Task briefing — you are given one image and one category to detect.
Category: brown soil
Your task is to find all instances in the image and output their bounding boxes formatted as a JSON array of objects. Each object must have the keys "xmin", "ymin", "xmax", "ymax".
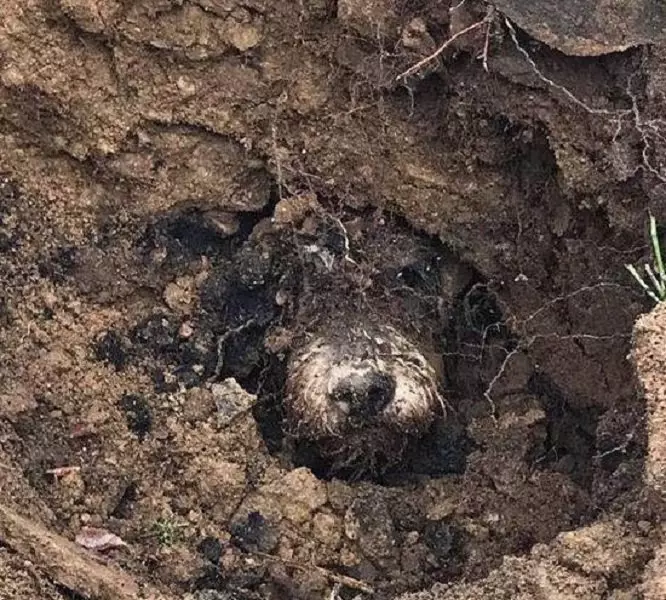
[{"xmin": 1, "ymin": 1, "xmax": 666, "ymax": 598}]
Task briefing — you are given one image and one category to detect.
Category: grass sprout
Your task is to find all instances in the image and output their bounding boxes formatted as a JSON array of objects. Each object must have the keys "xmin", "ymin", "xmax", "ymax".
[{"xmin": 626, "ymin": 214, "xmax": 666, "ymax": 303}]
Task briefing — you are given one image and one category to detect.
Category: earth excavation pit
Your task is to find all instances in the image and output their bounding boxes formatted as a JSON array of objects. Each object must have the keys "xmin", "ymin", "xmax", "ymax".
[{"xmin": 1, "ymin": 0, "xmax": 666, "ymax": 598}]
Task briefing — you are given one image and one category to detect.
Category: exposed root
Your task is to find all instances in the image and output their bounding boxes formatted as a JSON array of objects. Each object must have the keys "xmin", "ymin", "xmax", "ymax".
[
  {"xmin": 253, "ymin": 551, "xmax": 375, "ymax": 595},
  {"xmin": 396, "ymin": 7, "xmax": 494, "ymax": 81}
]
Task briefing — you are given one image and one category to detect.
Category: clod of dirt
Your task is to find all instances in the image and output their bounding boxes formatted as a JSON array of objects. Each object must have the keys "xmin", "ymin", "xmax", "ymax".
[
  {"xmin": 337, "ymin": 0, "xmax": 400, "ymax": 41},
  {"xmin": 230, "ymin": 512, "xmax": 279, "ymax": 554},
  {"xmin": 397, "ymin": 519, "xmax": 651, "ymax": 599},
  {"xmin": 550, "ymin": 519, "xmax": 652, "ymax": 583},
  {"xmin": 163, "ymin": 277, "xmax": 197, "ymax": 315},
  {"xmin": 633, "ymin": 302, "xmax": 666, "ymax": 495},
  {"xmin": 0, "ymin": 381, "xmax": 36, "ymax": 421},
  {"xmin": 495, "ymin": 0, "xmax": 666, "ymax": 55},
  {"xmin": 94, "ymin": 330, "xmax": 128, "ymax": 372},
  {"xmin": 642, "ymin": 534, "xmax": 666, "ymax": 599},
  {"xmin": 118, "ymin": 393, "xmax": 153, "ymax": 441},
  {"xmin": 344, "ymin": 490, "xmax": 398, "ymax": 567},
  {"xmin": 197, "ymin": 536, "xmax": 222, "ymax": 564},
  {"xmin": 422, "ymin": 520, "xmax": 456, "ymax": 562}
]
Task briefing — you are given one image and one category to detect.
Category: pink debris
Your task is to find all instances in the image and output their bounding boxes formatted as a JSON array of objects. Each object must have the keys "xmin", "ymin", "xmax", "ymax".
[
  {"xmin": 46, "ymin": 466, "xmax": 81, "ymax": 478},
  {"xmin": 70, "ymin": 422, "xmax": 95, "ymax": 438},
  {"xmin": 75, "ymin": 527, "xmax": 128, "ymax": 552}
]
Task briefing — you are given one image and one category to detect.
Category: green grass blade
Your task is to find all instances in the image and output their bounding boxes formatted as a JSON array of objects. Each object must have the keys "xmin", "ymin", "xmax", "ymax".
[
  {"xmin": 645, "ymin": 263, "xmax": 665, "ymax": 298},
  {"xmin": 650, "ymin": 214, "xmax": 666, "ymax": 288},
  {"xmin": 626, "ymin": 264, "xmax": 661, "ymax": 303}
]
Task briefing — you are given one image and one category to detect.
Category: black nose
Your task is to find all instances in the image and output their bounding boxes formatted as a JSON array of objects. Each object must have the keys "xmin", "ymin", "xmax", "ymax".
[{"xmin": 332, "ymin": 371, "xmax": 396, "ymax": 422}]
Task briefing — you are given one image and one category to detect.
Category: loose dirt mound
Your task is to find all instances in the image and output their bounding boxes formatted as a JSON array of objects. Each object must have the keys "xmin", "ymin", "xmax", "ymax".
[{"xmin": 1, "ymin": 1, "xmax": 666, "ymax": 599}]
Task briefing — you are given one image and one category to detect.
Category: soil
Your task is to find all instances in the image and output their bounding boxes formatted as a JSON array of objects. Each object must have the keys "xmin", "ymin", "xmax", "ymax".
[{"xmin": 1, "ymin": 1, "xmax": 666, "ymax": 599}]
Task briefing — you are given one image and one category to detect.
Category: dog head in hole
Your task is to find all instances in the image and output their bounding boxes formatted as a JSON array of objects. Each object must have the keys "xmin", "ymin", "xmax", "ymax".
[
  {"xmin": 222, "ymin": 192, "xmax": 473, "ymax": 476},
  {"xmin": 233, "ymin": 194, "xmax": 469, "ymax": 473}
]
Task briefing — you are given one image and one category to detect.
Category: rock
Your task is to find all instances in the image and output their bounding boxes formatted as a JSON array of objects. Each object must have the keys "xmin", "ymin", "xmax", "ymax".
[
  {"xmin": 495, "ymin": 0, "xmax": 666, "ymax": 56},
  {"xmin": 210, "ymin": 379, "xmax": 256, "ymax": 427},
  {"xmin": 230, "ymin": 467, "xmax": 329, "ymax": 557}
]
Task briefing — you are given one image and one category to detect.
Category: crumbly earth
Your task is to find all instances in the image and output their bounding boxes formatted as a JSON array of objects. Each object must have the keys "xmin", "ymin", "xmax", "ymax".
[{"xmin": 1, "ymin": 1, "xmax": 666, "ymax": 599}]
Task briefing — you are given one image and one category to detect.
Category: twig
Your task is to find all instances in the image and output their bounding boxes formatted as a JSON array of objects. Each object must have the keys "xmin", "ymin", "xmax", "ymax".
[
  {"xmin": 481, "ymin": 17, "xmax": 492, "ymax": 72},
  {"xmin": 253, "ymin": 551, "xmax": 374, "ymax": 595},
  {"xmin": 449, "ymin": 0, "xmax": 469, "ymax": 12},
  {"xmin": 46, "ymin": 466, "xmax": 81, "ymax": 480},
  {"xmin": 0, "ymin": 503, "xmax": 173, "ymax": 600},
  {"xmin": 329, "ymin": 582, "xmax": 342, "ymax": 600},
  {"xmin": 397, "ymin": 14, "xmax": 492, "ymax": 81},
  {"xmin": 330, "ymin": 216, "xmax": 358, "ymax": 266},
  {"xmin": 272, "ymin": 123, "xmax": 285, "ymax": 200}
]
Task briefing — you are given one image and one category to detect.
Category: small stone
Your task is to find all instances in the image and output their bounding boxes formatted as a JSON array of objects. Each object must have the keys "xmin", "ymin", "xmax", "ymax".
[
  {"xmin": 41, "ymin": 290, "xmax": 58, "ymax": 310},
  {"xmin": 179, "ymin": 321, "xmax": 194, "ymax": 339},
  {"xmin": 225, "ymin": 20, "xmax": 262, "ymax": 52},
  {"xmin": 210, "ymin": 378, "xmax": 256, "ymax": 427},
  {"xmin": 163, "ymin": 277, "xmax": 196, "ymax": 314},
  {"xmin": 176, "ymin": 76, "xmax": 197, "ymax": 96}
]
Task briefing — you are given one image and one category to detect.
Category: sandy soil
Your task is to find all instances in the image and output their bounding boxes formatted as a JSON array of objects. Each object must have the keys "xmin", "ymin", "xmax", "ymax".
[{"xmin": 1, "ymin": 1, "xmax": 666, "ymax": 599}]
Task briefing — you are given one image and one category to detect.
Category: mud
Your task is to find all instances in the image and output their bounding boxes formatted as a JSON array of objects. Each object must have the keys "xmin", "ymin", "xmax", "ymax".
[{"xmin": 0, "ymin": 0, "xmax": 666, "ymax": 598}]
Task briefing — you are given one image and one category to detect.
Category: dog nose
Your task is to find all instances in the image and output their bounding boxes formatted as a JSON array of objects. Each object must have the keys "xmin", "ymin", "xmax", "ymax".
[{"xmin": 331, "ymin": 371, "xmax": 396, "ymax": 422}]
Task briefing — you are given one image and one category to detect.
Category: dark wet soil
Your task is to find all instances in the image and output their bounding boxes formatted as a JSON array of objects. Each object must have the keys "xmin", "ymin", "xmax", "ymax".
[{"xmin": 1, "ymin": 1, "xmax": 665, "ymax": 598}]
